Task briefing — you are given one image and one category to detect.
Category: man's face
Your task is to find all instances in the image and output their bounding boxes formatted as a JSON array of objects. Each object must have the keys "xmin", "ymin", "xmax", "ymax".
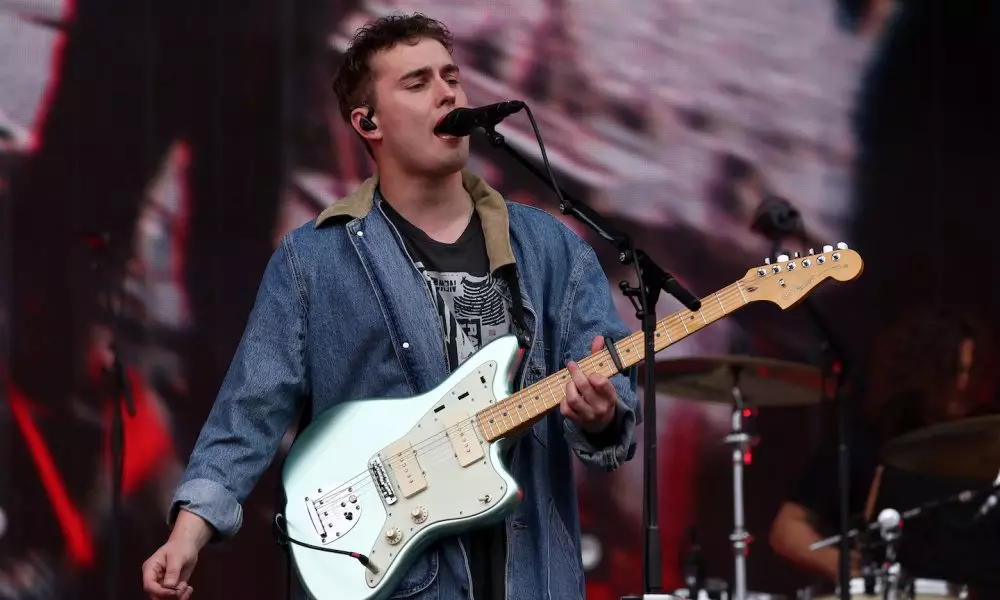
[
  {"xmin": 365, "ymin": 37, "xmax": 469, "ymax": 177},
  {"xmin": 942, "ymin": 338, "xmax": 977, "ymax": 420}
]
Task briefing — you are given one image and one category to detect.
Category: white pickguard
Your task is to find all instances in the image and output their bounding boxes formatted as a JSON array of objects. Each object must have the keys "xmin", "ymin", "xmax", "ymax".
[{"xmin": 280, "ymin": 336, "xmax": 523, "ymax": 600}]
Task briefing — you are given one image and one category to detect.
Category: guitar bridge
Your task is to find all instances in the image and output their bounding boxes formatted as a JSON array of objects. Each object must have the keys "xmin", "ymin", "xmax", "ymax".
[
  {"xmin": 368, "ymin": 457, "xmax": 398, "ymax": 506},
  {"xmin": 304, "ymin": 487, "xmax": 363, "ymax": 544}
]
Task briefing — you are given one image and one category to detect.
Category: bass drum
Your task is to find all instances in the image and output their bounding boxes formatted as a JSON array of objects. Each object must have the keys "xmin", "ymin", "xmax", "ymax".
[
  {"xmin": 810, "ymin": 577, "xmax": 970, "ymax": 599},
  {"xmin": 672, "ymin": 586, "xmax": 786, "ymax": 599}
]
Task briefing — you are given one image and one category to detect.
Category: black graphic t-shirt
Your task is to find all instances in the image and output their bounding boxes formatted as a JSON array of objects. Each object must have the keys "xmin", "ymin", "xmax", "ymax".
[
  {"xmin": 380, "ymin": 196, "xmax": 510, "ymax": 600},
  {"xmin": 380, "ymin": 198, "xmax": 512, "ymax": 371}
]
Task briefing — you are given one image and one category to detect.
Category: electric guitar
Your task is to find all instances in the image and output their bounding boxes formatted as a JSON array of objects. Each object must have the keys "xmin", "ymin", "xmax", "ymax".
[{"xmin": 278, "ymin": 245, "xmax": 864, "ymax": 600}]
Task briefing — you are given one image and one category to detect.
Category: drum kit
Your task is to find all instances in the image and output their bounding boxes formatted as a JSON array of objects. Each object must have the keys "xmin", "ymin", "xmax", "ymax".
[{"xmin": 631, "ymin": 355, "xmax": 1000, "ymax": 600}]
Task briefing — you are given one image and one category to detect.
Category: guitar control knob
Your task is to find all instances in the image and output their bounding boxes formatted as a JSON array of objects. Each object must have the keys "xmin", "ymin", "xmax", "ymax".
[
  {"xmin": 411, "ymin": 506, "xmax": 428, "ymax": 524},
  {"xmin": 385, "ymin": 527, "xmax": 403, "ymax": 545}
]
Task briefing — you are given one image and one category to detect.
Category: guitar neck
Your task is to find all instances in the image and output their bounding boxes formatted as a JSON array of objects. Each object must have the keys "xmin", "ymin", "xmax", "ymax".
[{"xmin": 476, "ymin": 279, "xmax": 751, "ymax": 441}]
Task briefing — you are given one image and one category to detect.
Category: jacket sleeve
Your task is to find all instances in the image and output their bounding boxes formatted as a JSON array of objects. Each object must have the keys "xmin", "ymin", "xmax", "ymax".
[
  {"xmin": 167, "ymin": 235, "xmax": 310, "ymax": 539},
  {"xmin": 558, "ymin": 243, "xmax": 641, "ymax": 471}
]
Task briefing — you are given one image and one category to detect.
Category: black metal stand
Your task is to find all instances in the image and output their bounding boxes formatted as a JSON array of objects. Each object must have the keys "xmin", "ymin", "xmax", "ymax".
[
  {"xmin": 83, "ymin": 232, "xmax": 135, "ymax": 600},
  {"xmin": 480, "ymin": 122, "xmax": 700, "ymax": 599},
  {"xmin": 750, "ymin": 197, "xmax": 852, "ymax": 600},
  {"xmin": 805, "ymin": 302, "xmax": 852, "ymax": 600}
]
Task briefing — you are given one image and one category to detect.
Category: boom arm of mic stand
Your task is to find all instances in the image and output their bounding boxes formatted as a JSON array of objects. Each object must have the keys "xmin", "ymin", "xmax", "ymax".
[
  {"xmin": 479, "ymin": 125, "xmax": 701, "ymax": 311},
  {"xmin": 481, "ymin": 124, "xmax": 699, "ymax": 598}
]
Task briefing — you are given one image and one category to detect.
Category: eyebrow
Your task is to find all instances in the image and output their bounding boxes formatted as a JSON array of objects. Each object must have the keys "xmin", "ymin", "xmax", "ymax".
[{"xmin": 398, "ymin": 64, "xmax": 460, "ymax": 83}]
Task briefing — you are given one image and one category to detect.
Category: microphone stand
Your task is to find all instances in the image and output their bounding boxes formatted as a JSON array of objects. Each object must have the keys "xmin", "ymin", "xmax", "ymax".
[
  {"xmin": 479, "ymin": 123, "xmax": 700, "ymax": 600},
  {"xmin": 85, "ymin": 232, "xmax": 136, "ymax": 600},
  {"xmin": 750, "ymin": 198, "xmax": 852, "ymax": 600}
]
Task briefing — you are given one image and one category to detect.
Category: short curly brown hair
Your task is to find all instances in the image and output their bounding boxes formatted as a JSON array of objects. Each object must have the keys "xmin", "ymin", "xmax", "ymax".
[
  {"xmin": 864, "ymin": 305, "xmax": 997, "ymax": 440},
  {"xmin": 332, "ymin": 13, "xmax": 454, "ymax": 122}
]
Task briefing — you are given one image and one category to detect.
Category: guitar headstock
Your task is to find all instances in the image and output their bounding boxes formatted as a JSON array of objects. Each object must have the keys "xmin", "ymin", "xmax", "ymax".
[{"xmin": 742, "ymin": 243, "xmax": 864, "ymax": 310}]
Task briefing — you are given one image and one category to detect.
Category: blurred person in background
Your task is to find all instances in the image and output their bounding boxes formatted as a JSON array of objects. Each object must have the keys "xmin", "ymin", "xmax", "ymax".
[{"xmin": 770, "ymin": 306, "xmax": 1000, "ymax": 595}]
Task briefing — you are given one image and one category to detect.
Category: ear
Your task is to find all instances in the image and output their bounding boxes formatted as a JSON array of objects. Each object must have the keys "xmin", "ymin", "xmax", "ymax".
[{"xmin": 350, "ymin": 106, "xmax": 381, "ymax": 143}]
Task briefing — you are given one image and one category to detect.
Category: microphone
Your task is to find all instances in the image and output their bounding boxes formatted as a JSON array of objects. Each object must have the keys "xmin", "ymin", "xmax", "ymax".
[{"xmin": 433, "ymin": 101, "xmax": 525, "ymax": 137}]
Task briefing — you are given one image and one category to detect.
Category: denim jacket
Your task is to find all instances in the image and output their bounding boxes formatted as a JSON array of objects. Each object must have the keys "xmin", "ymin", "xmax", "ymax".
[{"xmin": 169, "ymin": 170, "xmax": 640, "ymax": 600}]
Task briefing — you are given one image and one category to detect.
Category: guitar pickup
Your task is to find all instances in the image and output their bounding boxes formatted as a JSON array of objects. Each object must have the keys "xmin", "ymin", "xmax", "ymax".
[
  {"xmin": 382, "ymin": 440, "xmax": 427, "ymax": 498},
  {"xmin": 442, "ymin": 410, "xmax": 484, "ymax": 467}
]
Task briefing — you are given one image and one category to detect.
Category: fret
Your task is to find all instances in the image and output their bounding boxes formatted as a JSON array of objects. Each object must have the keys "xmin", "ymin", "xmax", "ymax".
[
  {"xmin": 699, "ymin": 309, "xmax": 708, "ymax": 325},
  {"xmin": 604, "ymin": 347, "xmax": 618, "ymax": 377},
  {"xmin": 679, "ymin": 314, "xmax": 690, "ymax": 334},
  {"xmin": 518, "ymin": 387, "xmax": 536, "ymax": 423},
  {"xmin": 510, "ymin": 392, "xmax": 527, "ymax": 423},
  {"xmin": 715, "ymin": 291, "xmax": 725, "ymax": 313},
  {"xmin": 547, "ymin": 374, "xmax": 563, "ymax": 410},
  {"xmin": 487, "ymin": 404, "xmax": 503, "ymax": 433},
  {"xmin": 529, "ymin": 385, "xmax": 547, "ymax": 417},
  {"xmin": 628, "ymin": 334, "xmax": 641, "ymax": 365},
  {"xmin": 501, "ymin": 396, "xmax": 515, "ymax": 425},
  {"xmin": 498, "ymin": 400, "xmax": 514, "ymax": 430},
  {"xmin": 484, "ymin": 413, "xmax": 497, "ymax": 440},
  {"xmin": 735, "ymin": 281, "xmax": 748, "ymax": 304},
  {"xmin": 660, "ymin": 321, "xmax": 673, "ymax": 343}
]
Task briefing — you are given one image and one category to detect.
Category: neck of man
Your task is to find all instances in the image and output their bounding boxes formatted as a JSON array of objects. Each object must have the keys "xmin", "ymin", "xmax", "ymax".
[{"xmin": 377, "ymin": 166, "xmax": 473, "ymax": 243}]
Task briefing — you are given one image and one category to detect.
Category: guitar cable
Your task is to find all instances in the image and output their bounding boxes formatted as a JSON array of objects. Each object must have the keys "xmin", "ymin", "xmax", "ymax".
[{"xmin": 273, "ymin": 513, "xmax": 380, "ymax": 574}]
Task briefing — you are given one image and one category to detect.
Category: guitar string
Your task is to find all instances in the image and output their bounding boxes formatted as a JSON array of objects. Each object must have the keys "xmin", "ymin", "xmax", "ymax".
[
  {"xmin": 297, "ymin": 252, "xmax": 855, "ymax": 517},
  {"xmin": 306, "ymin": 344, "xmax": 625, "ymax": 506},
  {"xmin": 306, "ymin": 281, "xmax": 754, "ymax": 506},
  {"xmin": 308, "ymin": 281, "xmax": 753, "ymax": 505},
  {"xmin": 372, "ymin": 280, "xmax": 747, "ymax": 465}
]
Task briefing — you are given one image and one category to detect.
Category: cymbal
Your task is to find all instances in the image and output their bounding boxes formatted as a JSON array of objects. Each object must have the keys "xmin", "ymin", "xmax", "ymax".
[
  {"xmin": 882, "ymin": 415, "xmax": 1000, "ymax": 483},
  {"xmin": 638, "ymin": 355, "xmax": 824, "ymax": 407}
]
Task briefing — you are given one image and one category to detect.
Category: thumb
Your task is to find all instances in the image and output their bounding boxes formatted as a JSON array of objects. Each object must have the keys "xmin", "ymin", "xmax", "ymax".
[
  {"xmin": 591, "ymin": 336, "xmax": 605, "ymax": 353},
  {"xmin": 162, "ymin": 553, "xmax": 182, "ymax": 589}
]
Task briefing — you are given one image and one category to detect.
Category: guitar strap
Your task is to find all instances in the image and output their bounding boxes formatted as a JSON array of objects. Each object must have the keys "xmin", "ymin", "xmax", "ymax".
[{"xmin": 496, "ymin": 263, "xmax": 531, "ymax": 351}]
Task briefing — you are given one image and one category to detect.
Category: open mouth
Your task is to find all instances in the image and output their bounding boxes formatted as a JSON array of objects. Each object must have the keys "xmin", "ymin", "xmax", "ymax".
[{"xmin": 433, "ymin": 115, "xmax": 457, "ymax": 140}]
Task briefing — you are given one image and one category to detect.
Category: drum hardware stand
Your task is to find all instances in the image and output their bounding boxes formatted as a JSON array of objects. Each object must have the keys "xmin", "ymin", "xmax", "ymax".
[
  {"xmin": 875, "ymin": 508, "xmax": 904, "ymax": 600},
  {"xmin": 725, "ymin": 365, "xmax": 759, "ymax": 600}
]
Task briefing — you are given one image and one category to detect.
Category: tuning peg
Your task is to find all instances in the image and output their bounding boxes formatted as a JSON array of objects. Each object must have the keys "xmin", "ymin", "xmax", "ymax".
[
  {"xmin": 836, "ymin": 242, "xmax": 848, "ymax": 250},
  {"xmin": 777, "ymin": 254, "xmax": 789, "ymax": 262},
  {"xmin": 793, "ymin": 251, "xmax": 800, "ymax": 259},
  {"xmin": 822, "ymin": 245, "xmax": 833, "ymax": 253},
  {"xmin": 808, "ymin": 248, "xmax": 814, "ymax": 255},
  {"xmin": 765, "ymin": 257, "xmax": 771, "ymax": 265}
]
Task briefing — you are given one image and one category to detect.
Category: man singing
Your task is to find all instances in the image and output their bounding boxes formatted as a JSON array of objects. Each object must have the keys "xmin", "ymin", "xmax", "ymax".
[{"xmin": 141, "ymin": 13, "xmax": 639, "ymax": 600}]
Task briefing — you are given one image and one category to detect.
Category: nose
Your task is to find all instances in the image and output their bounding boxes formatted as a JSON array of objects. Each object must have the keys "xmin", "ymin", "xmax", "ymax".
[{"xmin": 435, "ymin": 77, "xmax": 457, "ymax": 107}]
